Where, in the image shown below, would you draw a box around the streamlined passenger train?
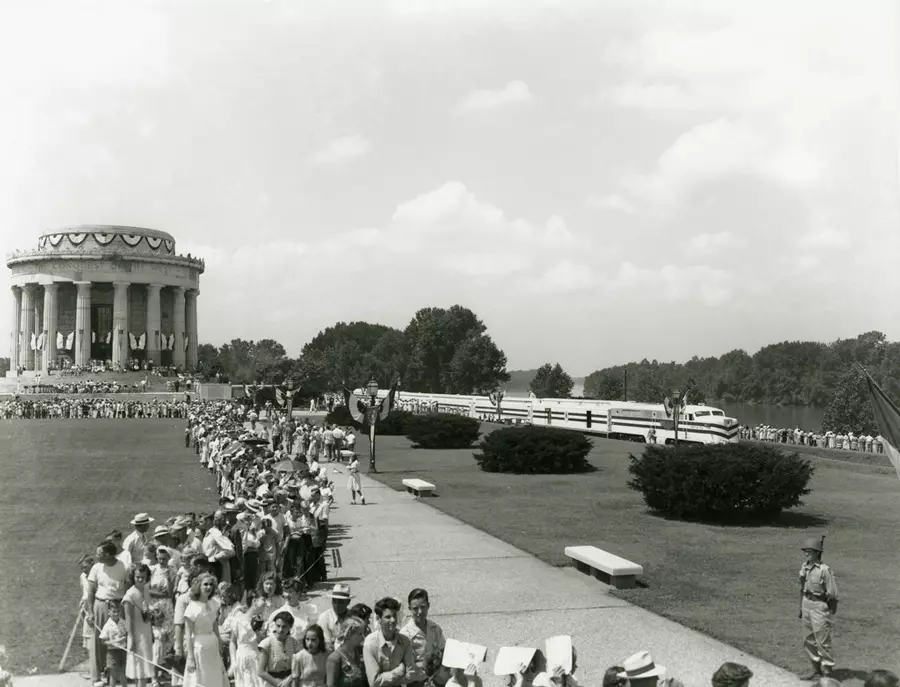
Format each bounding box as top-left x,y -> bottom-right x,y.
379,391 -> 740,445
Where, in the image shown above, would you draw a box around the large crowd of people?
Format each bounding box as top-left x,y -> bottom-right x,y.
65,398 -> 899,687
1,398 -> 192,419
741,425 -> 885,453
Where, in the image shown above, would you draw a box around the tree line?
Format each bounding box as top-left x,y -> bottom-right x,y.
583,331 -> 900,407
196,305 -> 511,398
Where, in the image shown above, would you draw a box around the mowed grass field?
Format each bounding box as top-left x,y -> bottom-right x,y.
367,426 -> 900,685
0,420 -> 217,675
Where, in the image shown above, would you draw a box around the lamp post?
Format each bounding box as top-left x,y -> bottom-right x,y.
366,378 -> 380,472
285,378 -> 295,418
672,389 -> 682,447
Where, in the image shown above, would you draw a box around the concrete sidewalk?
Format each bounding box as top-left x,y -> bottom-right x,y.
311,469 -> 806,687
18,465 -> 807,687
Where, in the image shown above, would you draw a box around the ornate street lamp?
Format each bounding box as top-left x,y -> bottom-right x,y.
488,387 -> 505,423
365,378 -> 380,472
672,389 -> 682,447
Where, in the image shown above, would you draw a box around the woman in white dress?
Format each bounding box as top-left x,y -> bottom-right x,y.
347,456 -> 365,505
226,591 -> 265,687
123,564 -> 154,687
183,572 -> 229,687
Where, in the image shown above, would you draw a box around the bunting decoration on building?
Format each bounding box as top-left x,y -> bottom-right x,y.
30,333 -> 37,351
138,333 -> 146,350
57,332 -> 64,350
129,333 -> 138,350
184,334 -> 189,351
37,333 -> 45,351
65,332 -> 74,350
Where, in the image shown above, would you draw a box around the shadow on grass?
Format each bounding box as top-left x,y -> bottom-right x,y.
830,668 -> 871,683
647,508 -> 830,529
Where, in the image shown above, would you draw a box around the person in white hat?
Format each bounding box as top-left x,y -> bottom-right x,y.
616,652 -> 668,686
123,513 -> 154,567
318,584 -> 353,651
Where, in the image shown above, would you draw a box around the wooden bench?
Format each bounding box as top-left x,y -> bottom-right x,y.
565,545 -> 643,589
402,478 -> 436,498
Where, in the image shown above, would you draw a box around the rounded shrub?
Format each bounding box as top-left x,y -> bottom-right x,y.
404,413 -> 482,449
627,443 -> 814,521
324,406 -> 411,436
473,426 -> 594,474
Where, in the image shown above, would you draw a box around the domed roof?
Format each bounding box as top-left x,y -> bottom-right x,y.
40,225 -> 175,242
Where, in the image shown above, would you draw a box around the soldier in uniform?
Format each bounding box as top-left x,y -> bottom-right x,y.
798,536 -> 838,679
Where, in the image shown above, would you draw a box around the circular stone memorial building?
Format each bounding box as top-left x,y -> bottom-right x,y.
6,225 -> 205,376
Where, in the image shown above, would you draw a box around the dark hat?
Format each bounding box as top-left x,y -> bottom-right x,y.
711,662 -> 753,687
802,536 -> 824,553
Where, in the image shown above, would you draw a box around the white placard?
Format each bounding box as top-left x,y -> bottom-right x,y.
493,647 -> 537,676
545,635 -> 572,674
442,638 -> 488,669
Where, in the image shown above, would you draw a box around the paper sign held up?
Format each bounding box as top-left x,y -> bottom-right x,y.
493,647 -> 537,676
442,638 -> 488,669
545,635 -> 573,674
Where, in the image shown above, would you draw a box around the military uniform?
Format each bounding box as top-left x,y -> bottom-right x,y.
799,537 -> 838,677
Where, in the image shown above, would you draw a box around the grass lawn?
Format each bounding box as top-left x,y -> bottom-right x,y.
367,425 -> 900,685
0,420 -> 217,675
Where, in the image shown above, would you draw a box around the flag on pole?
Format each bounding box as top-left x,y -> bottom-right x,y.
860,366 -> 900,479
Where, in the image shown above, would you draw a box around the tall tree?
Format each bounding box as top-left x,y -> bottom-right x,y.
445,334 -> 510,394
403,305 -> 508,393
530,362 -> 574,398
822,368 -> 878,435
584,373 -> 624,400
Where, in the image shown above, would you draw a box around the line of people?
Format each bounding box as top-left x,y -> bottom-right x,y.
1,398 -> 191,419
741,425 -> 885,453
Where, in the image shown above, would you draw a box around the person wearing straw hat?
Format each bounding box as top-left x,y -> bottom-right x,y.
799,536 -> 838,680
318,584 -> 353,652
616,652 -> 680,687
123,514 -> 155,568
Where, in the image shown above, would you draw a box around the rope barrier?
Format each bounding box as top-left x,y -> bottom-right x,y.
78,549 -> 327,687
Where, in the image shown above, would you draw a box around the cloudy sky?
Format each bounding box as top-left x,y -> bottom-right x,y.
1,0 -> 898,375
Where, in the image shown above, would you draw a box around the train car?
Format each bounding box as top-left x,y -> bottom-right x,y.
362,389 -> 740,445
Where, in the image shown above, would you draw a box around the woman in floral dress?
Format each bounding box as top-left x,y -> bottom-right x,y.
146,543 -> 175,675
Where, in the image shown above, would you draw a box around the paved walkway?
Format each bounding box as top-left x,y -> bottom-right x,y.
19,466 -> 807,687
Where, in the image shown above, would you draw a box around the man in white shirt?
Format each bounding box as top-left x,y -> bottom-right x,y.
201,511 -> 235,584
319,584 -> 354,651
401,588 -> 447,687
122,513 -> 154,566
85,541 -> 128,686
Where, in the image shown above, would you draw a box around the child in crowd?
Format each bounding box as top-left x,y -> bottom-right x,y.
98,602 -> 128,687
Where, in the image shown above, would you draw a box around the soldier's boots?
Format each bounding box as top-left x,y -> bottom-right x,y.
800,664 -> 823,680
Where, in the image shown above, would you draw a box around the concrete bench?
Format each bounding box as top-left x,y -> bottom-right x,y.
339,450 -> 355,461
565,545 -> 643,589
402,478 -> 436,498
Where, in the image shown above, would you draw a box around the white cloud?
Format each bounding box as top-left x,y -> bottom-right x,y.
612,262 -> 733,307
531,261 -> 596,294
543,215 -> 574,246
308,135 -> 371,165
585,193 -> 638,214
800,227 -> 851,249
455,80 -> 532,114
686,232 -> 743,257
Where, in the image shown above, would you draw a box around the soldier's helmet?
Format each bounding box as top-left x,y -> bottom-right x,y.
801,536 -> 824,552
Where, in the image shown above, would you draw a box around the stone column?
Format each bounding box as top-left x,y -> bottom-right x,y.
21,285 -> 36,371
146,284 -> 163,366
185,289 -> 199,370
33,290 -> 43,372
112,281 -> 130,369
172,286 -> 186,369
10,287 -> 21,374
41,283 -> 59,375
75,282 -> 92,367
